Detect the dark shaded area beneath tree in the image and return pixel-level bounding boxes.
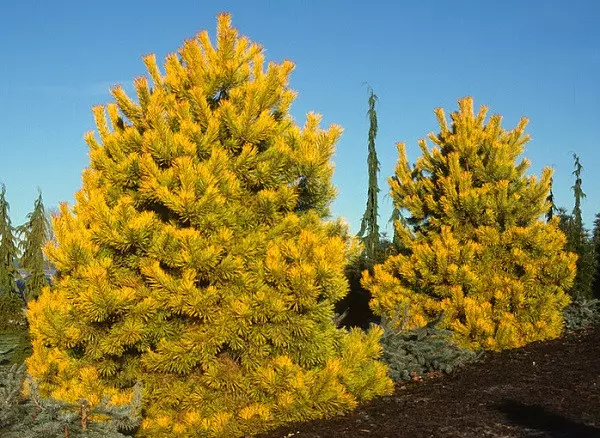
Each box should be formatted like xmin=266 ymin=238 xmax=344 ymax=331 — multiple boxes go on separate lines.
xmin=259 ymin=326 xmax=600 ymax=438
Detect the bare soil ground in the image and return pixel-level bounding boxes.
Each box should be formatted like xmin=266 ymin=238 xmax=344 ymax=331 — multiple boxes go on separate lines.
xmin=258 ymin=326 xmax=600 ymax=438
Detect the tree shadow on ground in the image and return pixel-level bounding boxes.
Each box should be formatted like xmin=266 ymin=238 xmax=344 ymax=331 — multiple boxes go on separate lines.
xmin=496 ymin=400 xmax=599 ymax=438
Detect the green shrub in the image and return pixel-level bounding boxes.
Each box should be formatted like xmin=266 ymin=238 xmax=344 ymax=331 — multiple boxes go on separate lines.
xmin=563 ymin=298 xmax=600 ymax=330
xmin=379 ymin=311 xmax=482 ymax=382
xmin=0 ymin=292 xmax=26 ymax=330
xmin=0 ymin=328 xmax=31 ymax=366
xmin=0 ymin=327 xmax=31 ymax=365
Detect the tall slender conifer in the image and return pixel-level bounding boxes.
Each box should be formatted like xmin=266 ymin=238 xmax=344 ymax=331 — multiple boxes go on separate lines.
xmin=0 ymin=184 xmax=19 ymax=296
xmin=18 ymin=191 xmax=51 ymax=302
xmin=561 ymin=154 xmax=595 ymax=299
xmin=358 ymin=87 xmax=380 ymax=264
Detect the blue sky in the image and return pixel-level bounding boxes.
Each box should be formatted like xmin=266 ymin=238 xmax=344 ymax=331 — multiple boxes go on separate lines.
xmin=0 ymin=0 xmax=598 ymax=235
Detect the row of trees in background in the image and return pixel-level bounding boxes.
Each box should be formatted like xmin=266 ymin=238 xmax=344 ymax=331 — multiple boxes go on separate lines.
xmin=0 ymin=186 xmax=52 ymax=305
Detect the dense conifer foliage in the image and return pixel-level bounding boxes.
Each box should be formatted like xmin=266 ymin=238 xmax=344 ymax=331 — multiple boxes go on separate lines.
xmin=1 ymin=364 xmax=142 ymax=438
xmin=25 ymin=14 xmax=392 ymax=437
xmin=593 ymin=213 xmax=600 ymax=298
xmin=557 ymin=154 xmax=596 ymax=300
xmin=358 ymin=87 xmax=381 ymax=263
xmin=17 ymin=191 xmax=51 ymax=302
xmin=0 ymin=185 xmax=18 ymax=297
xmin=363 ymin=97 xmax=576 ymax=351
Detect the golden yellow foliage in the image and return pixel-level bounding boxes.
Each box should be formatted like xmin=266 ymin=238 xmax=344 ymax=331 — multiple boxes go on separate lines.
xmin=365 ymin=98 xmax=576 ymax=351
xmin=26 ymin=13 xmax=392 ymax=437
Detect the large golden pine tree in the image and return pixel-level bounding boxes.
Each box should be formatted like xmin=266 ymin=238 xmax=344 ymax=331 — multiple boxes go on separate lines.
xmin=363 ymin=97 xmax=576 ymax=351
xmin=26 ymin=14 xmax=392 ymax=437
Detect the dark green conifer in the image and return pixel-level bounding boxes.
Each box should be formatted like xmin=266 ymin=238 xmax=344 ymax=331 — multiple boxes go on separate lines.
xmin=592 ymin=213 xmax=600 ymax=298
xmin=0 ymin=184 xmax=19 ymax=296
xmin=358 ymin=87 xmax=381 ymax=264
xmin=17 ymin=191 xmax=51 ymax=302
xmin=546 ymin=176 xmax=556 ymax=223
xmin=561 ymin=154 xmax=595 ymax=299
xmin=571 ymin=154 xmax=585 ymax=251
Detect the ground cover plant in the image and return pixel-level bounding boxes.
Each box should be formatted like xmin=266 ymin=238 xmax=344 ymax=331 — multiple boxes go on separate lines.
xmin=23 ymin=14 xmax=392 ymax=438
xmin=378 ymin=312 xmax=482 ymax=382
xmin=563 ymin=297 xmax=600 ymax=330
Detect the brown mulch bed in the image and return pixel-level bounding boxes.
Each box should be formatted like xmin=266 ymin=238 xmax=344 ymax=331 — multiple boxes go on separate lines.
xmin=258 ymin=326 xmax=600 ymax=438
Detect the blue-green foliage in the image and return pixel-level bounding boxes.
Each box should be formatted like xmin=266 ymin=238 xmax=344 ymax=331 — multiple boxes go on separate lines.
xmin=379 ymin=313 xmax=482 ymax=382
xmin=563 ymin=298 xmax=600 ymax=330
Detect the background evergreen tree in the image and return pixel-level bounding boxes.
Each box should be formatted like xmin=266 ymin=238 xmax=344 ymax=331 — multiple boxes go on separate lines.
xmin=363 ymin=97 xmax=576 ymax=351
xmin=358 ymin=87 xmax=381 ymax=263
xmin=566 ymin=154 xmax=586 ymax=264
xmin=17 ymin=191 xmax=51 ymax=302
xmin=593 ymin=213 xmax=600 ymax=298
xmin=545 ymin=176 xmax=556 ymax=223
xmin=0 ymin=184 xmax=19 ymax=297
xmin=26 ymin=14 xmax=392 ymax=438
xmin=337 ymin=87 xmax=387 ymax=329
xmin=558 ymin=154 xmax=595 ymax=300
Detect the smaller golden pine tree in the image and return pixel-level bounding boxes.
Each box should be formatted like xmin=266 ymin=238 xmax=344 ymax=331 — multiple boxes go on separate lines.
xmin=364 ymin=97 xmax=576 ymax=351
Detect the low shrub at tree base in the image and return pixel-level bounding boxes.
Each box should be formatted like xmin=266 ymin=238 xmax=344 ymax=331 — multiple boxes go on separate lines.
xmin=563 ymin=298 xmax=600 ymax=330
xmin=379 ymin=311 xmax=482 ymax=382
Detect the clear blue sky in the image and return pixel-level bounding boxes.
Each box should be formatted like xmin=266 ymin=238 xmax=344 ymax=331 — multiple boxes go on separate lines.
xmin=0 ymin=0 xmax=598 ymax=235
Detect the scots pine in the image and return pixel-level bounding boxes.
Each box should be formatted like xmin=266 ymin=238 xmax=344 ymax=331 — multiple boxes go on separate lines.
xmin=363 ymin=97 xmax=576 ymax=351
xmin=26 ymin=14 xmax=392 ymax=437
